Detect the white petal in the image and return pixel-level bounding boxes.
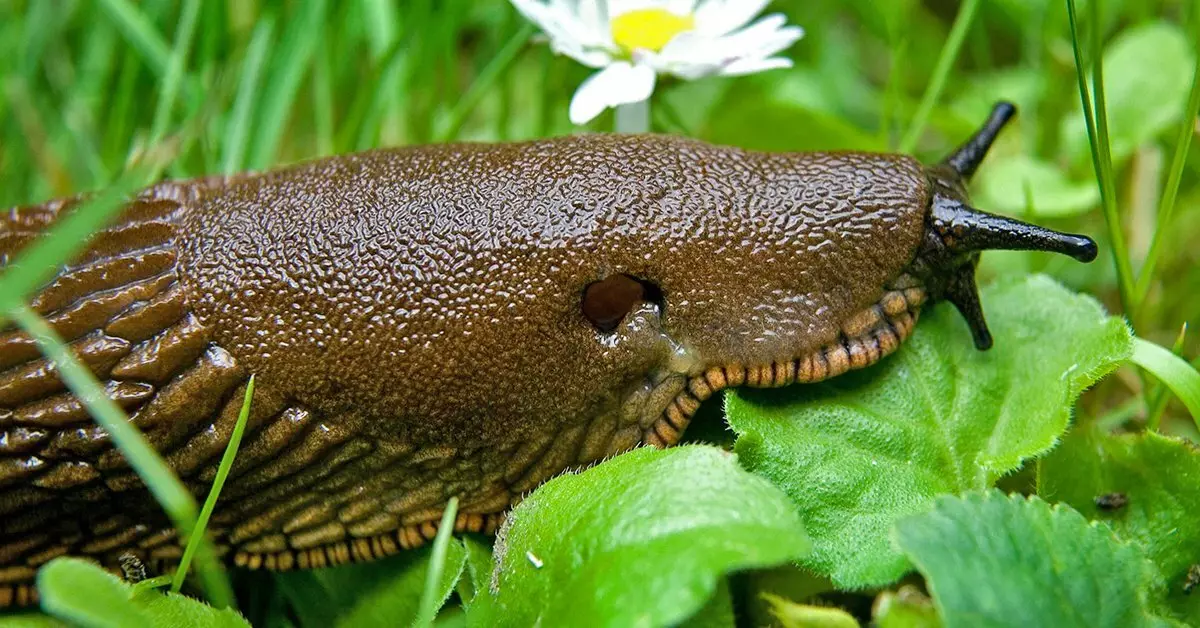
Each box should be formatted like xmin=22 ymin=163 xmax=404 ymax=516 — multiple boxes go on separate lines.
xmin=657 ymin=30 xmax=714 ymax=63
xmin=693 ymin=0 xmax=770 ymax=36
xmin=615 ymin=62 xmax=658 ymax=103
xmin=715 ymin=13 xmax=788 ymax=49
xmin=554 ymin=43 xmax=616 ymax=68
xmin=665 ymin=0 xmax=697 ymax=15
xmin=514 ymin=0 xmax=617 ymax=59
xmin=511 ymin=0 xmax=559 ymax=35
xmin=569 ymin=62 xmax=658 ymax=124
xmin=654 ymin=33 xmax=723 ymax=76
xmin=704 ymin=19 xmax=802 ymax=66
xmin=608 ymin=0 xmax=653 ymax=15
xmin=719 ymin=56 xmax=793 ymax=76
xmin=575 ymin=0 xmax=615 ymax=46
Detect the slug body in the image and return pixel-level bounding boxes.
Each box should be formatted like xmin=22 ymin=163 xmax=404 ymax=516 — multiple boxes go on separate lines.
xmin=0 ymin=103 xmax=1094 ymax=604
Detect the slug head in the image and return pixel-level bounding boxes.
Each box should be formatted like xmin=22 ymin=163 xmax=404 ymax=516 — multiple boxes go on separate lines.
xmin=912 ymin=102 xmax=1098 ymax=350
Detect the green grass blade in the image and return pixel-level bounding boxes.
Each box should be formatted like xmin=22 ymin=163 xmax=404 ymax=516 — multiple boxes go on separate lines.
xmin=247 ymin=0 xmax=327 ymax=169
xmin=148 ymin=0 xmax=201 ymax=145
xmin=1131 ymin=337 xmax=1200 ymax=432
xmin=435 ymin=23 xmax=534 ymax=142
xmin=8 ymin=305 xmax=233 ymax=607
xmin=171 ymin=376 xmax=255 ymax=599
xmin=363 ymin=0 xmax=398 ymax=57
xmin=95 ymin=0 xmax=171 ymax=78
xmin=0 ymin=162 xmax=162 ymax=320
xmin=414 ymin=497 xmax=459 ymax=627
xmin=5 ymin=77 xmax=70 ymax=196
xmin=353 ymin=46 xmax=410 ymax=150
xmin=222 ymin=18 xmax=276 ymax=174
xmin=103 ymin=47 xmax=142 ymax=166
xmin=1134 ymin=45 xmax=1200 ymax=304
xmin=1066 ymin=0 xmax=1135 ymax=316
xmin=1088 ymin=0 xmax=1134 ymax=315
xmin=898 ymin=0 xmax=981 ymax=153
xmin=312 ymin=37 xmax=335 ymax=156
xmin=132 ymin=575 xmax=175 ymax=592
xmin=1145 ymin=323 xmax=1188 ymax=432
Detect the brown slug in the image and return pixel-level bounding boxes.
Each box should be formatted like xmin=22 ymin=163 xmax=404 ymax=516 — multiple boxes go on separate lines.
xmin=0 ymin=102 xmax=1095 ymax=606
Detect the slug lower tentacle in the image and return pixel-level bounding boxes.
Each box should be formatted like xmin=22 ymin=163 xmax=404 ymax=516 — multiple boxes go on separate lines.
xmin=0 ymin=101 xmax=1095 ymax=606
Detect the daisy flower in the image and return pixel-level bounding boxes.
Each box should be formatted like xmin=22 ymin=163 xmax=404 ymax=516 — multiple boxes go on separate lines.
xmin=511 ymin=0 xmax=805 ymax=127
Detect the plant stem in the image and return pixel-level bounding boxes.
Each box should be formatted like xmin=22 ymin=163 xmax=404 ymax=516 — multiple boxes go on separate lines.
xmin=1066 ymin=0 xmax=1135 ymax=318
xmin=899 ymin=0 xmax=981 ymax=153
xmin=171 ymin=376 xmax=255 ymax=595
xmin=436 ymin=22 xmax=535 ymax=142
xmin=414 ymin=497 xmax=460 ymax=626
xmin=616 ymin=99 xmax=650 ymax=134
xmin=9 ymin=305 xmax=233 ymax=607
xmin=1134 ymin=45 xmax=1200 ymax=308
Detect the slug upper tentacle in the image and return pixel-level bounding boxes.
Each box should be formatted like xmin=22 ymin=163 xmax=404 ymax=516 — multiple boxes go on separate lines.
xmin=0 ymin=102 xmax=1096 ymax=606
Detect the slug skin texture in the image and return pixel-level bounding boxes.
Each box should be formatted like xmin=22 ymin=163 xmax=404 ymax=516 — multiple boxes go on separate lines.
xmin=0 ymin=103 xmax=1097 ymax=605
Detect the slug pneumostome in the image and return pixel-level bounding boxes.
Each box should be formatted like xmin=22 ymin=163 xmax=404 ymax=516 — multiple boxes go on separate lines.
xmin=0 ymin=102 xmax=1095 ymax=606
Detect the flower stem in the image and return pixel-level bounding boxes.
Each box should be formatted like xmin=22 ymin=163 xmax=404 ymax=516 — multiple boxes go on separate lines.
xmin=615 ymin=99 xmax=650 ymax=133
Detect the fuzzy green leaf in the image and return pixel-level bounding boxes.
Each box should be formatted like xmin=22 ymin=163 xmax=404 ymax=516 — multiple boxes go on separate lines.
xmin=471 ymin=445 xmax=810 ymax=627
xmin=274 ymin=542 xmax=466 ymax=628
xmin=727 ymin=275 xmax=1131 ymax=587
xmin=37 ymin=557 xmax=248 ymax=628
xmin=894 ymin=491 xmax=1170 ymax=628
xmin=1039 ymin=428 xmax=1200 ymax=622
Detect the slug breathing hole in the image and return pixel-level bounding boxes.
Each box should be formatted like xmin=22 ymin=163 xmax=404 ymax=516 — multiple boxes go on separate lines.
xmin=581 ymin=274 xmax=664 ymax=333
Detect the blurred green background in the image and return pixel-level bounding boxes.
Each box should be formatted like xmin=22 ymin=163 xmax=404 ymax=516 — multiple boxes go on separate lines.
xmin=2 ymin=0 xmax=1199 ymax=623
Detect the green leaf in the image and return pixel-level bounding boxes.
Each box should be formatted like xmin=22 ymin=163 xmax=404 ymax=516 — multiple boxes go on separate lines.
xmin=1039 ymin=428 xmax=1200 ymax=621
xmin=457 ymin=535 xmax=496 ymax=619
xmin=894 ymin=491 xmax=1170 ymax=628
xmin=37 ymin=557 xmax=248 ymax=628
xmin=974 ymin=154 xmax=1099 ymax=217
xmin=473 ymin=445 xmax=811 ymax=627
xmin=38 ymin=558 xmax=147 ymax=628
xmin=1061 ymin=21 xmax=1196 ymax=166
xmin=130 ymin=590 xmax=251 ymax=628
xmin=274 ymin=542 xmax=467 ymax=628
xmin=1129 ymin=337 xmax=1200 ymax=429
xmin=727 ymin=275 xmax=1131 ymax=587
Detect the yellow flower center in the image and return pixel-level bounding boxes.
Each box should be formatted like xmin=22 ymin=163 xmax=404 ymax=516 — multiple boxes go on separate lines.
xmin=610 ymin=8 xmax=695 ymax=54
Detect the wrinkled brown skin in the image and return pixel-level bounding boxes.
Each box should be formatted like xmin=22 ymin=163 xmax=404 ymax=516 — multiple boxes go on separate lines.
xmin=0 ymin=134 xmax=931 ymax=605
